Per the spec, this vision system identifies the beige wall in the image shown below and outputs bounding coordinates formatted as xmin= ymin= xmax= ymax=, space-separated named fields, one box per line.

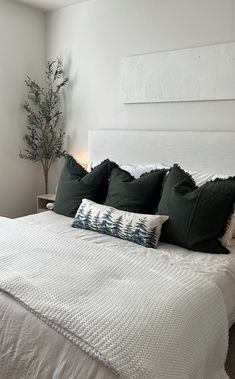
xmin=46 ymin=0 xmax=235 ymax=169
xmin=0 ymin=0 xmax=45 ymax=217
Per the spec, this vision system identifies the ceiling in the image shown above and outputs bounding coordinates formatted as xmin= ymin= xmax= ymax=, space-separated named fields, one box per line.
xmin=16 ymin=0 xmax=88 ymax=11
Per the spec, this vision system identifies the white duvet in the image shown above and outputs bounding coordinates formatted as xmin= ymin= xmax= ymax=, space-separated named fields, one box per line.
xmin=0 ymin=213 xmax=233 ymax=379
xmin=21 ymin=211 xmax=235 ymax=327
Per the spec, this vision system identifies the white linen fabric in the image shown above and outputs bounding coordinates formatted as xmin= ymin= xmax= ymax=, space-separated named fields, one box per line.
xmin=0 ymin=216 xmax=229 ymax=379
xmin=88 ymin=161 xmax=166 ymax=177
xmin=73 ymin=199 xmax=168 ymax=248
xmin=189 ymin=170 xmax=228 ymax=187
xmin=221 ymin=206 xmax=235 ymax=247
xmin=0 ymin=290 xmax=117 ymax=379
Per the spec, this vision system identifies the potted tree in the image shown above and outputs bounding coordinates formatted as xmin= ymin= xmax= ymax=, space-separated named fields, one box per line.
xmin=20 ymin=59 xmax=69 ymax=194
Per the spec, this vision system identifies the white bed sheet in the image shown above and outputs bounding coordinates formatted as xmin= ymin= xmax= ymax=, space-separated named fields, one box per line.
xmin=20 ymin=211 xmax=235 ymax=328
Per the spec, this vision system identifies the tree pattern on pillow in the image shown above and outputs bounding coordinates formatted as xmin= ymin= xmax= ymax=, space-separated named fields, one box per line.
xmin=73 ymin=204 xmax=159 ymax=248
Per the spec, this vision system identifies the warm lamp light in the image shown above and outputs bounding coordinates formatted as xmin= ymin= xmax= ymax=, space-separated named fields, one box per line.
xmin=69 ymin=148 xmax=88 ymax=171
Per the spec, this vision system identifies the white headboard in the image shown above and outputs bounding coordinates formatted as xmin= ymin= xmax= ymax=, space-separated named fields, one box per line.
xmin=88 ymin=130 xmax=235 ymax=175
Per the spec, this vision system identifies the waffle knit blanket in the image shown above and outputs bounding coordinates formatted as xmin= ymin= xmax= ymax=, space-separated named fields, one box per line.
xmin=0 ymin=217 xmax=229 ymax=379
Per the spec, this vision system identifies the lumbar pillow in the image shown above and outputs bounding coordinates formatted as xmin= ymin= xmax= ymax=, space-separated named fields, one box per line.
xmin=54 ymin=155 xmax=112 ymax=217
xmin=73 ymin=199 xmax=168 ymax=249
xmin=157 ymin=164 xmax=235 ymax=254
xmin=104 ymin=165 xmax=166 ymax=214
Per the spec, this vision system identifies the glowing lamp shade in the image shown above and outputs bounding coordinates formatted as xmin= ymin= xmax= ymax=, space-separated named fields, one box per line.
xmin=68 ymin=148 xmax=88 ymax=170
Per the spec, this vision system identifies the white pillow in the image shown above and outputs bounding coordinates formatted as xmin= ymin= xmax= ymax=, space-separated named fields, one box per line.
xmin=120 ymin=163 xmax=167 ymax=178
xmin=88 ymin=161 xmax=167 ymax=178
xmin=73 ymin=199 xmax=168 ymax=249
xmin=220 ymin=205 xmax=235 ymax=247
xmin=188 ymin=170 xmax=228 ymax=187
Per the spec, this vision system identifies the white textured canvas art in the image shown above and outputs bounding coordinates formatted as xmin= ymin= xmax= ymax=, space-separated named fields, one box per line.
xmin=120 ymin=42 xmax=235 ymax=103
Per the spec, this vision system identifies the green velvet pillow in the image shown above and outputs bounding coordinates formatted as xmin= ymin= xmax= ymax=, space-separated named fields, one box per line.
xmin=158 ymin=164 xmax=235 ymax=254
xmin=104 ymin=166 xmax=166 ymax=214
xmin=54 ymin=155 xmax=112 ymax=217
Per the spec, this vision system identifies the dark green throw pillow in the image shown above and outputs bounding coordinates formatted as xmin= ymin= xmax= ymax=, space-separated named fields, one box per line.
xmin=54 ymin=155 xmax=112 ymax=217
xmin=104 ymin=166 xmax=166 ymax=214
xmin=158 ymin=164 xmax=235 ymax=254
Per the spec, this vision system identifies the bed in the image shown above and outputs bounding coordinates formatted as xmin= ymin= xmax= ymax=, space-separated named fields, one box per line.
xmin=0 ymin=130 xmax=235 ymax=379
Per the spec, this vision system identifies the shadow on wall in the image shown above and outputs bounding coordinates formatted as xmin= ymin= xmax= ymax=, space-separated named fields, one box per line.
xmin=0 ymin=160 xmax=44 ymax=218
xmin=63 ymin=55 xmax=79 ymax=152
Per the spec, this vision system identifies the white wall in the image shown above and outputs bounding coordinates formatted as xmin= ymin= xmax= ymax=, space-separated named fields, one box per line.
xmin=0 ymin=0 xmax=45 ymax=217
xmin=46 ymin=0 xmax=235 ymax=167
xmin=1 ymin=0 xmax=231 ymax=216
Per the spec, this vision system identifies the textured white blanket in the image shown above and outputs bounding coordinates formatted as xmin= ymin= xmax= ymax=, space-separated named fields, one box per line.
xmin=0 ymin=217 xmax=229 ymax=379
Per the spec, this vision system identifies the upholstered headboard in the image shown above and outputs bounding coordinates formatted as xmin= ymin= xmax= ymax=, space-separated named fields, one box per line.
xmin=88 ymin=130 xmax=235 ymax=175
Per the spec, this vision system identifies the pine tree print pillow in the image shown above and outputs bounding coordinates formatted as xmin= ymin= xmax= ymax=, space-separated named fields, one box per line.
xmin=72 ymin=199 xmax=168 ymax=249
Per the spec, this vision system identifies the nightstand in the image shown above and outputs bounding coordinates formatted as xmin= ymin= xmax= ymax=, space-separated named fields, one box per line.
xmin=37 ymin=194 xmax=56 ymax=213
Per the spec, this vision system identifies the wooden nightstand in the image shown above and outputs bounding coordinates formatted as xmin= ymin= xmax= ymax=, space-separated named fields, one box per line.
xmin=37 ymin=194 xmax=56 ymax=213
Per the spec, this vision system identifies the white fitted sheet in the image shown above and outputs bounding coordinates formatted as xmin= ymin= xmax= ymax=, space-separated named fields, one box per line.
xmin=20 ymin=211 xmax=235 ymax=327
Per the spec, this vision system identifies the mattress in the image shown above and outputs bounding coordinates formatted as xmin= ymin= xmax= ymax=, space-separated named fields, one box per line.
xmin=20 ymin=211 xmax=235 ymax=327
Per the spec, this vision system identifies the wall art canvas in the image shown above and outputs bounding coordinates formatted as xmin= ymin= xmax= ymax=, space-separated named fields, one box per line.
xmin=120 ymin=42 xmax=235 ymax=103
